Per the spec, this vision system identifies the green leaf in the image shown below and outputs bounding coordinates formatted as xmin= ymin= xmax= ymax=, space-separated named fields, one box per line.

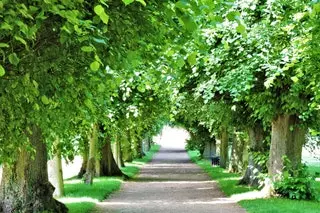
xmin=41 ymin=95 xmax=50 ymax=105
xmin=81 ymin=46 xmax=95 ymax=52
xmin=94 ymin=5 xmax=104 ymax=15
xmin=122 ymin=0 xmax=134 ymax=5
xmin=137 ymin=85 xmax=146 ymax=93
xmin=291 ymin=76 xmax=299 ymax=83
xmin=93 ymin=37 xmax=107 ymax=44
xmin=90 ymin=61 xmax=100 ymax=71
xmin=8 ymin=53 xmax=20 ymax=66
xmin=94 ymin=5 xmax=109 ymax=24
xmin=0 ymin=65 xmax=5 ymax=77
xmin=236 ymin=24 xmax=246 ymax=37
xmin=181 ymin=15 xmax=197 ymax=32
xmin=136 ymin=0 xmax=146 ymax=6
xmin=187 ymin=52 xmax=197 ymax=66
xmin=0 ymin=43 xmax=9 ymax=48
xmin=14 ymin=36 xmax=27 ymax=48
xmin=227 ymin=11 xmax=241 ymax=21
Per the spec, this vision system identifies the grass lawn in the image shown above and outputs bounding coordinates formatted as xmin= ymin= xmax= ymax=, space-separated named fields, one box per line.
xmin=307 ymin=164 xmax=320 ymax=178
xmin=240 ymin=198 xmax=320 ymax=213
xmin=188 ymin=150 xmax=320 ymax=213
xmin=188 ymin=150 xmax=255 ymax=196
xmin=59 ymin=144 xmax=160 ymax=213
xmin=122 ymin=144 xmax=161 ymax=178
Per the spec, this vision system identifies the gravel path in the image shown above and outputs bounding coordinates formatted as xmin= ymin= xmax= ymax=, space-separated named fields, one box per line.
xmin=92 ymin=147 xmax=246 ymax=213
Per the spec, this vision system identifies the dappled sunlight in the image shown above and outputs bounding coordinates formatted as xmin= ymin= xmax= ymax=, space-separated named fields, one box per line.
xmin=97 ymin=197 xmax=238 ymax=206
xmin=58 ymin=197 xmax=99 ymax=204
xmin=230 ymin=190 xmax=269 ymax=202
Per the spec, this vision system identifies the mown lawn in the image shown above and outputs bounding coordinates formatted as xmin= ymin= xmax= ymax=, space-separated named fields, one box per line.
xmin=188 ymin=150 xmax=254 ymax=196
xmin=240 ymin=198 xmax=320 ymax=213
xmin=188 ymin=150 xmax=320 ymax=213
xmin=59 ymin=144 xmax=161 ymax=213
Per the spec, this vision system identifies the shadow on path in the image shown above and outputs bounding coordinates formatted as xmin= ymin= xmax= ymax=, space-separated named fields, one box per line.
xmin=92 ymin=147 xmax=246 ymax=213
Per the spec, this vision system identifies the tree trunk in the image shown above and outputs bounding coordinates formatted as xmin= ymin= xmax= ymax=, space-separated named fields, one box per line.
xmin=228 ymin=131 xmax=245 ymax=173
xmin=220 ymin=127 xmax=229 ymax=169
xmin=84 ymin=124 xmax=98 ymax=185
xmin=123 ymin=130 xmax=133 ymax=162
xmin=99 ymin=136 xmax=124 ymax=176
xmin=239 ymin=122 xmax=265 ymax=186
xmin=112 ymin=136 xmax=124 ymax=167
xmin=268 ymin=114 xmax=306 ymax=178
xmin=48 ymin=138 xmax=64 ymax=197
xmin=0 ymin=125 xmax=67 ymax=213
xmin=77 ymin=139 xmax=89 ymax=178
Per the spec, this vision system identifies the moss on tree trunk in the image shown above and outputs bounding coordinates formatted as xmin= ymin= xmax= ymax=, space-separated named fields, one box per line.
xmin=228 ymin=130 xmax=246 ymax=173
xmin=219 ymin=127 xmax=229 ymax=169
xmin=239 ymin=122 xmax=265 ymax=186
xmin=84 ymin=124 xmax=98 ymax=185
xmin=0 ymin=125 xmax=67 ymax=213
xmin=269 ymin=114 xmax=306 ymax=178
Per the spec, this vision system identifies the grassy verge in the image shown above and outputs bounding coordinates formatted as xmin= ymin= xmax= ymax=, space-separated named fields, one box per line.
xmin=239 ymin=198 xmax=320 ymax=213
xmin=188 ymin=150 xmax=320 ymax=213
xmin=308 ymin=164 xmax=320 ymax=178
xmin=188 ymin=150 xmax=255 ymax=196
xmin=60 ymin=144 xmax=161 ymax=213
xmin=122 ymin=144 xmax=160 ymax=178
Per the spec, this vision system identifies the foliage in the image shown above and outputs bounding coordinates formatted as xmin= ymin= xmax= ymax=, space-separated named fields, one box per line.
xmin=252 ymin=151 xmax=269 ymax=173
xmin=274 ymin=157 xmax=319 ymax=200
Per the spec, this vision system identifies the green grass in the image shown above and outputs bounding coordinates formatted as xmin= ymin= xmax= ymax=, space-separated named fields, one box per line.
xmin=59 ymin=177 xmax=122 ymax=213
xmin=188 ymin=150 xmax=255 ymax=196
xmin=122 ymin=144 xmax=161 ymax=178
xmin=307 ymin=164 xmax=320 ymax=178
xmin=60 ymin=144 xmax=161 ymax=213
xmin=240 ymin=198 xmax=320 ymax=213
xmin=188 ymin=150 xmax=320 ymax=213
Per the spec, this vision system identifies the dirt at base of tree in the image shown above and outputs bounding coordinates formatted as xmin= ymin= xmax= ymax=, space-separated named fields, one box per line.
xmin=92 ymin=147 xmax=246 ymax=213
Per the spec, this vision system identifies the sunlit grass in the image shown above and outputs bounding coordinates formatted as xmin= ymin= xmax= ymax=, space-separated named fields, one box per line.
xmin=60 ymin=144 xmax=161 ymax=213
xmin=188 ymin=150 xmax=320 ymax=213
xmin=240 ymin=198 xmax=320 ymax=213
xmin=188 ymin=150 xmax=255 ymax=196
xmin=122 ymin=144 xmax=161 ymax=178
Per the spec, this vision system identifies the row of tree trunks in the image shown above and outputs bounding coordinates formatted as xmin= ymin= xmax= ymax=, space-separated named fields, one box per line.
xmin=239 ymin=122 xmax=265 ymax=186
xmin=0 ymin=125 xmax=67 ymax=213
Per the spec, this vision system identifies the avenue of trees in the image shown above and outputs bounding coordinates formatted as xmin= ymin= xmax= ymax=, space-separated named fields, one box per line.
xmin=0 ymin=0 xmax=319 ymax=212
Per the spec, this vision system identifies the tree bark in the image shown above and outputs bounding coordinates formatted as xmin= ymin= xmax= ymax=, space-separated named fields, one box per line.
xmin=0 ymin=125 xmax=67 ymax=213
xmin=268 ymin=114 xmax=306 ymax=178
xmin=77 ymin=139 xmax=89 ymax=178
xmin=220 ymin=127 xmax=229 ymax=169
xmin=228 ymin=131 xmax=245 ymax=173
xmin=113 ymin=134 xmax=124 ymax=167
xmin=239 ymin=122 xmax=265 ymax=186
xmin=99 ymin=136 xmax=124 ymax=176
xmin=48 ymin=138 xmax=64 ymax=197
xmin=123 ymin=130 xmax=133 ymax=162
xmin=84 ymin=124 xmax=98 ymax=185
